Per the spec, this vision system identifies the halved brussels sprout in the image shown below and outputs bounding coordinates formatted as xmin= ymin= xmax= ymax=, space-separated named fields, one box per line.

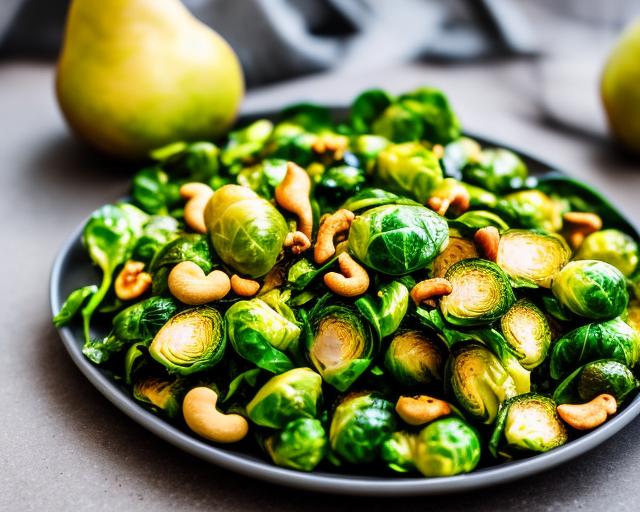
xmin=381 ymin=431 xmax=416 ymax=473
xmin=149 ymin=307 xmax=226 ymax=375
xmin=246 ymin=368 xmax=322 ymax=429
xmin=384 ymin=330 xmax=445 ymax=387
xmin=225 ymin=298 xmax=300 ymax=374
xmin=497 ymin=190 xmax=562 ymax=232
xmin=550 ymin=317 xmax=640 ymax=380
xmin=574 ymin=229 xmax=639 ymax=277
xmin=440 ymin=259 xmax=515 ymax=326
xmin=349 ymin=204 xmax=449 ymax=276
xmin=496 ymin=229 xmax=571 ymax=288
xmin=462 ymin=148 xmax=528 ymax=194
xmin=355 ymin=280 xmax=411 ymax=337
xmin=132 ymin=376 xmax=185 ymax=419
xmin=304 ymin=298 xmax=377 ymax=392
xmin=265 ymin=418 xmax=328 ymax=472
xmin=204 ymin=184 xmax=289 ymax=278
xmin=432 ymin=235 xmax=478 ymax=278
xmin=551 ymin=260 xmax=628 ymax=320
xmin=413 ymin=417 xmax=481 ymax=477
xmin=500 ymin=299 xmax=551 ymax=370
xmin=329 ymin=393 xmax=396 ymax=464
xmin=489 ymin=394 xmax=567 ymax=458
xmin=448 ymin=343 xmax=517 ymax=423
xmin=553 ymin=359 xmax=638 ymax=404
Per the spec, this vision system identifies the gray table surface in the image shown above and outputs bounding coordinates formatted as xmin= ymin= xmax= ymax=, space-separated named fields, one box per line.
xmin=1 ymin=60 xmax=639 ymax=511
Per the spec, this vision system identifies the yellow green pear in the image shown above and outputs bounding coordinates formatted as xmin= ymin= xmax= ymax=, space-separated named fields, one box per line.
xmin=56 ymin=0 xmax=244 ymax=159
xmin=601 ymin=20 xmax=640 ymax=154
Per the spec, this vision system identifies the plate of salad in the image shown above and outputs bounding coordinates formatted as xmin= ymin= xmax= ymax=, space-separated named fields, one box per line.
xmin=50 ymin=87 xmax=640 ymax=496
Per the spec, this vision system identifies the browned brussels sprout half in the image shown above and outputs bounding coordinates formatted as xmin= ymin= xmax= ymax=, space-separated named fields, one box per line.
xmin=501 ymin=299 xmax=552 ymax=370
xmin=384 ymin=330 xmax=444 ymax=386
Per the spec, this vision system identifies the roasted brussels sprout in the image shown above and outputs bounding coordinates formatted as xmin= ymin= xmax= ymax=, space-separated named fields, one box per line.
xmin=329 ymin=393 xmax=396 ymax=464
xmin=384 ymin=330 xmax=444 ymax=387
xmin=501 ymin=299 xmax=551 ymax=370
xmin=397 ymin=87 xmax=461 ymax=144
xmin=131 ymin=167 xmax=181 ymax=215
xmin=236 ymin=158 xmax=288 ymax=199
xmin=497 ymin=190 xmax=562 ymax=232
xmin=551 ymin=260 xmax=628 ymax=320
xmin=304 ymin=298 xmax=377 ymax=392
xmin=440 ymin=259 xmax=515 ymax=326
xmin=149 ymin=307 xmax=226 ymax=375
xmin=462 ymin=148 xmax=528 ymax=194
xmin=413 ymin=418 xmax=481 ymax=477
xmin=381 ymin=431 xmax=416 ymax=473
xmin=496 ymin=230 xmax=571 ymax=288
xmin=441 ymin=137 xmax=482 ymax=180
xmin=152 ymin=141 xmax=221 ymax=183
xmin=489 ymin=394 xmax=567 ymax=458
xmin=432 ymin=235 xmax=478 ymax=278
xmin=132 ymin=215 xmax=179 ymax=263
xmin=550 ymin=317 xmax=640 ymax=380
xmin=246 ymin=368 xmax=322 ymax=429
xmin=317 ymin=165 xmax=366 ymax=206
xmin=348 ymin=204 xmax=449 ymax=276
xmin=204 ymin=184 xmax=289 ymax=278
xmin=553 ymin=359 xmax=638 ymax=404
xmin=132 ymin=376 xmax=185 ymax=419
xmin=221 ymin=119 xmax=273 ymax=169
xmin=265 ymin=418 xmax=328 ymax=472
xmin=448 ymin=343 xmax=517 ymax=423
xmin=355 ymin=280 xmax=411 ymax=337
xmin=350 ymin=89 xmax=393 ymax=134
xmin=574 ymin=229 xmax=639 ymax=277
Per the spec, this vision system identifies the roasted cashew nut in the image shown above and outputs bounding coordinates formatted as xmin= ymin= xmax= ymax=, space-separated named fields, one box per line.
xmin=563 ymin=211 xmax=603 ymax=249
xmin=275 ymin=162 xmax=313 ymax=239
xmin=557 ymin=393 xmax=617 ymax=431
xmin=428 ymin=184 xmax=470 ymax=217
xmin=311 ymin=134 xmax=348 ymax=160
xmin=474 ymin=226 xmax=500 ymax=262
xmin=115 ymin=260 xmax=152 ymax=301
xmin=230 ymin=274 xmax=260 ymax=297
xmin=314 ymin=209 xmax=355 ymax=264
xmin=181 ymin=182 xmax=214 ymax=234
xmin=284 ymin=230 xmax=311 ymax=255
xmin=411 ymin=278 xmax=453 ymax=305
xmin=168 ymin=261 xmax=230 ymax=305
xmin=183 ymin=387 xmax=249 ymax=444
xmin=396 ymin=395 xmax=452 ymax=426
xmin=324 ymin=253 xmax=369 ymax=297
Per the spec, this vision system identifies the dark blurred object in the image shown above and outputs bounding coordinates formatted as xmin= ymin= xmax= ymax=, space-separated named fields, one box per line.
xmin=0 ymin=0 xmax=537 ymax=87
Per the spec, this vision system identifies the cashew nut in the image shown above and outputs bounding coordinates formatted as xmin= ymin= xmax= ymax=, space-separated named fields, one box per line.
xmin=183 ymin=387 xmax=249 ymax=444
xmin=474 ymin=226 xmax=500 ymax=262
xmin=410 ymin=278 xmax=453 ymax=305
xmin=432 ymin=144 xmax=445 ymax=159
xmin=275 ymin=162 xmax=313 ymax=239
xmin=114 ymin=260 xmax=152 ymax=301
xmin=311 ymin=134 xmax=348 ymax=160
xmin=181 ymin=182 xmax=214 ymax=234
xmin=324 ymin=253 xmax=370 ymax=297
xmin=231 ymin=274 xmax=260 ymax=297
xmin=314 ymin=209 xmax=355 ymax=264
xmin=428 ymin=184 xmax=470 ymax=217
xmin=563 ymin=211 xmax=602 ymax=249
xmin=168 ymin=261 xmax=230 ymax=305
xmin=557 ymin=394 xmax=617 ymax=431
xmin=396 ymin=395 xmax=452 ymax=426
xmin=284 ymin=230 xmax=311 ymax=255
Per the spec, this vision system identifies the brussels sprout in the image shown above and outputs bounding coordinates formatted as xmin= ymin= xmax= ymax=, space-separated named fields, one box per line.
xmin=132 ymin=376 xmax=185 ymax=419
xmin=384 ymin=330 xmax=444 ymax=386
xmin=553 ymin=359 xmax=638 ymax=404
xmin=627 ymin=299 xmax=640 ymax=333
xmin=496 ymin=230 xmax=571 ymax=288
xmin=265 ymin=418 xmax=328 ymax=472
xmin=340 ymin=187 xmax=418 ymax=213
xmin=348 ymin=204 xmax=449 ymax=276
xmin=351 ymin=135 xmax=390 ymax=171
xmin=329 ymin=393 xmax=396 ymax=464
xmin=441 ymin=137 xmax=483 ymax=180
xmin=397 ymin=87 xmax=462 ymax=144
xmin=280 ymin=103 xmax=333 ymax=133
xmin=551 ymin=260 xmax=628 ymax=320
xmin=152 ymin=141 xmax=221 ymax=183
xmin=462 ymin=183 xmax=499 ymax=210
xmin=371 ymin=104 xmax=423 ymax=143
xmin=440 ymin=259 xmax=515 ymax=326
xmin=221 ymin=119 xmax=274 ymax=169
xmin=149 ymin=307 xmax=226 ymax=375
xmin=317 ymin=165 xmax=366 ymax=205
xmin=462 ymin=148 xmax=528 ymax=194
xmin=489 ymin=394 xmax=567 ymax=458
xmin=413 ymin=418 xmax=481 ymax=477
xmin=246 ymin=368 xmax=322 ymax=429
xmin=574 ymin=229 xmax=639 ymax=277
xmin=355 ymin=280 xmax=411 ymax=337
xmin=375 ymin=142 xmax=443 ymax=203
xmin=237 ymin=158 xmax=288 ymax=199
xmin=476 ymin=328 xmax=531 ymax=395
xmin=497 ymin=190 xmax=562 ymax=232
xmin=225 ymin=298 xmax=300 ymax=374
xmin=450 ymin=210 xmax=509 ymax=232
xmin=205 ymin=184 xmax=289 ymax=278
xmin=381 ymin=431 xmax=416 ymax=473
xmin=131 ymin=215 xmax=180 ymax=263
xmin=304 ymin=298 xmax=378 ymax=392
xmin=131 ymin=167 xmax=181 ymax=215
xmin=549 ymin=317 xmax=640 ymax=380
xmin=448 ymin=343 xmax=517 ymax=423
xmin=501 ymin=299 xmax=551 ymax=370
xmin=432 ymin=235 xmax=478 ymax=278
xmin=350 ymin=89 xmax=394 ymax=134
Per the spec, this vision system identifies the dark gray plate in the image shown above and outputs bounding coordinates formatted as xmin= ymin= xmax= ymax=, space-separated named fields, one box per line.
xmin=50 ymin=110 xmax=640 ymax=496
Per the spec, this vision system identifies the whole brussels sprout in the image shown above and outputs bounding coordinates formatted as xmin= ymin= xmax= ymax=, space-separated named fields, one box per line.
xmin=551 ymin=260 xmax=628 ymax=320
xmin=220 ymin=119 xmax=273 ymax=169
xmin=348 ymin=204 xmax=449 ymax=276
xmin=246 ymin=368 xmax=322 ymax=429
xmin=317 ymin=165 xmax=366 ymax=206
xmin=381 ymin=431 xmax=416 ymax=473
xmin=439 ymin=259 xmax=515 ymax=326
xmin=205 ymin=184 xmax=289 ymax=278
xmin=350 ymin=89 xmax=393 ymax=134
xmin=384 ymin=330 xmax=445 ymax=386
xmin=413 ymin=418 xmax=481 ymax=477
xmin=432 ymin=235 xmax=478 ymax=278
xmin=265 ymin=418 xmax=328 ymax=472
xmin=372 ymin=104 xmax=423 ymax=143
xmin=448 ymin=343 xmax=517 ymax=423
xmin=149 ymin=307 xmax=226 ymax=375
xmin=489 ymin=394 xmax=567 ymax=458
xmin=574 ymin=229 xmax=639 ymax=277
xmin=497 ymin=190 xmax=562 ymax=232
xmin=441 ymin=137 xmax=483 ymax=180
xmin=397 ymin=87 xmax=462 ymax=144
xmin=329 ymin=393 xmax=396 ymax=464
xmin=132 ymin=376 xmax=185 ymax=419
xmin=462 ymin=148 xmax=528 ymax=194
xmin=501 ymin=299 xmax=551 ymax=370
